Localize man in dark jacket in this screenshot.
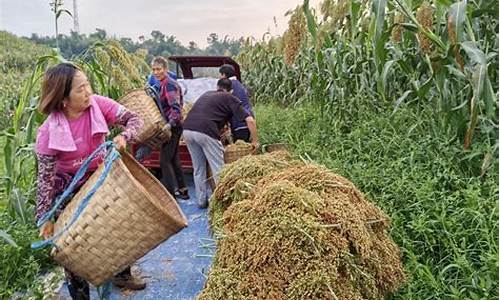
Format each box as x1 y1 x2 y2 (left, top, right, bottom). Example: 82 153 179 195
219 64 254 142
183 78 259 208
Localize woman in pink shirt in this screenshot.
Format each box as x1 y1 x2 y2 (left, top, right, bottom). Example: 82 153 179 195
35 63 144 299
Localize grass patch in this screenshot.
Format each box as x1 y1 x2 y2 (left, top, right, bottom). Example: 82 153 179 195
0 211 53 299
0 135 5 210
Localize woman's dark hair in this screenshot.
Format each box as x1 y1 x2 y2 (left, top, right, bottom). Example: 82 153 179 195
39 63 80 115
219 64 235 78
217 78 233 92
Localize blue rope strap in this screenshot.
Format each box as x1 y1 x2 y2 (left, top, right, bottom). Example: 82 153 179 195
32 141 120 249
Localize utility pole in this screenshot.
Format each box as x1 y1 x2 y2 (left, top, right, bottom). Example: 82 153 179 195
73 0 80 33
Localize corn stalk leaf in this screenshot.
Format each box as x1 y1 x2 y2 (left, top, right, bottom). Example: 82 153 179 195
461 41 489 149
483 74 496 118
372 0 387 38
392 0 447 51
400 23 418 32
56 9 72 19
303 0 318 44
372 0 387 73
452 99 469 110
446 64 466 79
3 130 14 194
436 0 453 5
461 41 487 65
417 77 434 100
350 0 362 40
25 98 39 144
0 230 18 247
10 188 28 224
448 1 467 44
393 90 413 113
378 59 396 99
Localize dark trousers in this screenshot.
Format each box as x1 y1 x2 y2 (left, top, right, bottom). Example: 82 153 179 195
66 266 131 299
232 128 251 142
65 269 89 300
160 125 186 196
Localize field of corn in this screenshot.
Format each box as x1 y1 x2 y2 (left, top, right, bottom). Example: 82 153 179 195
0 0 498 297
238 0 498 298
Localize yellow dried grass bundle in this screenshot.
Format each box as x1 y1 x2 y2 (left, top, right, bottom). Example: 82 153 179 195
209 151 298 231
201 164 405 299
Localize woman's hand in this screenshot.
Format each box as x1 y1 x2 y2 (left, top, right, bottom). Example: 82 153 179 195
39 221 54 239
113 134 127 151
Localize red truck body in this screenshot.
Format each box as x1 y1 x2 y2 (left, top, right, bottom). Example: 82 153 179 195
131 56 241 172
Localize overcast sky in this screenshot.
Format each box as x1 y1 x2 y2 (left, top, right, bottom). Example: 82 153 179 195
0 0 320 47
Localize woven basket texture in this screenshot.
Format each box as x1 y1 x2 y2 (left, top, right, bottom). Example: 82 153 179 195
224 147 253 164
118 89 171 148
53 151 188 285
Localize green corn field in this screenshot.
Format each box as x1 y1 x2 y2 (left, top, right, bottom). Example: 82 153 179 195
0 0 498 298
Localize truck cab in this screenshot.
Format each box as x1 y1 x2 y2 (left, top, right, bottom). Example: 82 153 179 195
132 56 242 172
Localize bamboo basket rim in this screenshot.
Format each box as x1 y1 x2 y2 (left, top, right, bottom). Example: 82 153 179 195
120 150 188 227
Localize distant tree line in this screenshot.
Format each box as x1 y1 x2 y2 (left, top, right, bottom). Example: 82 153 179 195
29 29 246 60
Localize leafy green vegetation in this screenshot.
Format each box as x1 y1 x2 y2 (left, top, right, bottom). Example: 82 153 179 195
0 211 52 299
239 0 498 150
0 31 51 131
239 0 498 297
253 100 498 299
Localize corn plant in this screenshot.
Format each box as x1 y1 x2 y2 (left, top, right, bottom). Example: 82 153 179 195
240 0 498 149
391 0 498 148
0 229 18 247
2 52 66 223
239 0 498 298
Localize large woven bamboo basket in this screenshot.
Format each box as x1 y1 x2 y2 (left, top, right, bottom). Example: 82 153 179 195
118 89 171 148
224 142 254 164
52 150 188 286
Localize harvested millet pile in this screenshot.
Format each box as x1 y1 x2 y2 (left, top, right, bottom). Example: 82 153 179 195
201 171 405 299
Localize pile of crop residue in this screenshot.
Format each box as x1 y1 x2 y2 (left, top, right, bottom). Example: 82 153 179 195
200 163 405 300
209 150 299 231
